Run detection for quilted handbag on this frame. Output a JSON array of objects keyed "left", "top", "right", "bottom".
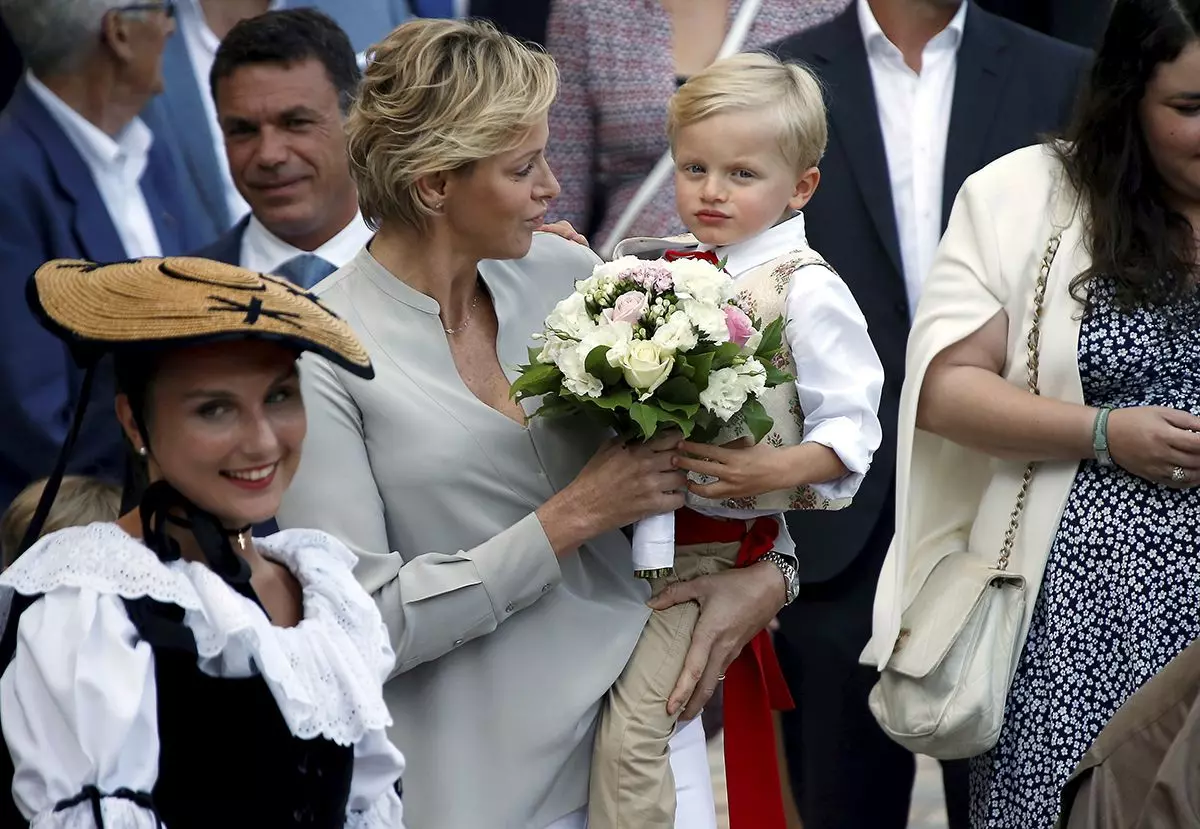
[{"left": 867, "top": 230, "right": 1063, "bottom": 760}]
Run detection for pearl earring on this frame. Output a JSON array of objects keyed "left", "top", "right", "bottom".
[{"left": 137, "top": 446, "right": 148, "bottom": 457}]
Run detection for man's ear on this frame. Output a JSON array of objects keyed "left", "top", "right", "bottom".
[
  {"left": 788, "top": 166, "right": 821, "bottom": 212},
  {"left": 100, "top": 10, "right": 137, "bottom": 68}
]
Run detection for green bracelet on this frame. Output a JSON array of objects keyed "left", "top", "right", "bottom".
[{"left": 1093, "top": 406, "right": 1114, "bottom": 467}]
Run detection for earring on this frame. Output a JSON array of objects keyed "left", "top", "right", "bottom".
[
  {"left": 137, "top": 446, "right": 148, "bottom": 457},
  {"left": 433, "top": 201, "right": 444, "bottom": 211}
]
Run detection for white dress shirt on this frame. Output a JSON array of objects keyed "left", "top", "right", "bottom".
[
  {"left": 240, "top": 210, "right": 375, "bottom": 274},
  {"left": 858, "top": 0, "right": 967, "bottom": 315},
  {"left": 25, "top": 72, "right": 162, "bottom": 259},
  {"left": 176, "top": 0, "right": 284, "bottom": 226},
  {"left": 707, "top": 213, "right": 885, "bottom": 502}
]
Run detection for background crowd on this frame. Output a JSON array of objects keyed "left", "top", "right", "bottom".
[{"left": 3, "top": 1, "right": 1193, "bottom": 828}]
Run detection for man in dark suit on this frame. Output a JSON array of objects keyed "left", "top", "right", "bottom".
[
  {"left": 0, "top": 0, "right": 208, "bottom": 509},
  {"left": 195, "top": 9, "right": 369, "bottom": 289},
  {"left": 771, "top": 3, "right": 1090, "bottom": 827}
]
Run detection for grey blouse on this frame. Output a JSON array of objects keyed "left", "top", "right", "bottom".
[{"left": 278, "top": 236, "right": 651, "bottom": 829}]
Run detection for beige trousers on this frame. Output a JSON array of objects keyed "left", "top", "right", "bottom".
[{"left": 588, "top": 539, "right": 741, "bottom": 829}]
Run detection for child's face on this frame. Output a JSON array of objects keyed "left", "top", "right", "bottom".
[{"left": 673, "top": 111, "right": 819, "bottom": 248}]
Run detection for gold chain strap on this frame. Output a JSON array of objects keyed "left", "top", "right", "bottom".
[{"left": 996, "top": 232, "right": 1063, "bottom": 572}]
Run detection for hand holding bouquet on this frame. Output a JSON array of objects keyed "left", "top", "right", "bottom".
[{"left": 510, "top": 252, "right": 791, "bottom": 577}]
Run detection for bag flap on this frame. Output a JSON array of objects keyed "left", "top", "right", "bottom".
[{"left": 885, "top": 552, "right": 1025, "bottom": 679}]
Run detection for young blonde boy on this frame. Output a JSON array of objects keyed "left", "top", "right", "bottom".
[
  {"left": 1, "top": 476, "right": 122, "bottom": 568},
  {"left": 588, "top": 54, "right": 885, "bottom": 829}
]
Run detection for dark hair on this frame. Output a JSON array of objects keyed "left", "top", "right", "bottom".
[
  {"left": 1052, "top": 0, "right": 1200, "bottom": 311},
  {"left": 210, "top": 8, "right": 362, "bottom": 114}
]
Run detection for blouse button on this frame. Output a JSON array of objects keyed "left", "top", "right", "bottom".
[
  {"left": 454, "top": 638, "right": 464, "bottom": 647},
  {"left": 541, "top": 583, "right": 552, "bottom": 593},
  {"left": 505, "top": 602, "right": 515, "bottom": 613}
]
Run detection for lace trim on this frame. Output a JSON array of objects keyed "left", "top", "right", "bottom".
[
  {"left": 0, "top": 523, "right": 393, "bottom": 747},
  {"left": 182, "top": 529, "right": 393, "bottom": 745},
  {"left": 0, "top": 523, "right": 203, "bottom": 609}
]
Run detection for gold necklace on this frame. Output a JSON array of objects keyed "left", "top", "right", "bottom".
[{"left": 443, "top": 284, "right": 481, "bottom": 335}]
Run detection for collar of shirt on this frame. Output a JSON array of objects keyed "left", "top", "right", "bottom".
[
  {"left": 241, "top": 211, "right": 375, "bottom": 275},
  {"left": 697, "top": 213, "right": 810, "bottom": 279},
  {"left": 857, "top": 0, "right": 968, "bottom": 62},
  {"left": 25, "top": 71, "right": 153, "bottom": 184}
]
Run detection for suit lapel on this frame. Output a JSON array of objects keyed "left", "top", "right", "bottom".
[
  {"left": 942, "top": 6, "right": 1011, "bottom": 228},
  {"left": 11, "top": 82, "right": 125, "bottom": 262},
  {"left": 810, "top": 9, "right": 904, "bottom": 280}
]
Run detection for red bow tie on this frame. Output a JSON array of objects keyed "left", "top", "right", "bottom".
[{"left": 663, "top": 249, "right": 721, "bottom": 267}]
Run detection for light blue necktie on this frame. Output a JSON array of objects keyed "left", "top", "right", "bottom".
[{"left": 275, "top": 254, "right": 336, "bottom": 290}]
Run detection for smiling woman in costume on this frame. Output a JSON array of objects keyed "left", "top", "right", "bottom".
[{"left": 0, "top": 257, "right": 405, "bottom": 828}]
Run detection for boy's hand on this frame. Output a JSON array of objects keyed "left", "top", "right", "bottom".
[{"left": 674, "top": 439, "right": 848, "bottom": 499}]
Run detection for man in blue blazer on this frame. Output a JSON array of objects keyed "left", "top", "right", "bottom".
[
  {"left": 0, "top": 0, "right": 209, "bottom": 510},
  {"left": 143, "top": 0, "right": 411, "bottom": 245},
  {"left": 770, "top": 2, "right": 1091, "bottom": 827}
]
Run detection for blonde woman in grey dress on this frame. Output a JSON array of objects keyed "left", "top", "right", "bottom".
[{"left": 277, "top": 18, "right": 797, "bottom": 829}]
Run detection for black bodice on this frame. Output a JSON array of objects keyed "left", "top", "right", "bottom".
[{"left": 2, "top": 596, "right": 357, "bottom": 828}]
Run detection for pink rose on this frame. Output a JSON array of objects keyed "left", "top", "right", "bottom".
[
  {"left": 604, "top": 290, "right": 650, "bottom": 324},
  {"left": 724, "top": 305, "right": 755, "bottom": 346}
]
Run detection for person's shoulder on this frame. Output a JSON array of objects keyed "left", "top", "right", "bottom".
[
  {"left": 769, "top": 5, "right": 848, "bottom": 59},
  {"left": 982, "top": 7, "right": 1091, "bottom": 67},
  {"left": 519, "top": 232, "right": 603, "bottom": 283},
  {"left": 961, "top": 144, "right": 1063, "bottom": 204},
  {"left": 190, "top": 218, "right": 247, "bottom": 263},
  {"left": 0, "top": 522, "right": 200, "bottom": 607}
]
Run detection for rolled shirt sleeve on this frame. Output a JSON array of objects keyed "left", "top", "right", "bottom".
[{"left": 783, "top": 263, "right": 885, "bottom": 501}]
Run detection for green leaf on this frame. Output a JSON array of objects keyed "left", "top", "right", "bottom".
[
  {"left": 527, "top": 345, "right": 543, "bottom": 364},
  {"left": 657, "top": 399, "right": 700, "bottom": 418},
  {"left": 689, "top": 351, "right": 714, "bottom": 392},
  {"left": 755, "top": 317, "right": 786, "bottom": 359},
  {"left": 509, "top": 363, "right": 563, "bottom": 401},
  {"left": 763, "top": 362, "right": 794, "bottom": 388},
  {"left": 592, "top": 389, "right": 634, "bottom": 411},
  {"left": 531, "top": 393, "right": 578, "bottom": 420},
  {"left": 674, "top": 355, "right": 696, "bottom": 380},
  {"left": 584, "top": 346, "right": 623, "bottom": 386},
  {"left": 740, "top": 398, "right": 775, "bottom": 444},
  {"left": 655, "top": 376, "right": 700, "bottom": 405},
  {"left": 629, "top": 401, "right": 660, "bottom": 440},
  {"left": 711, "top": 341, "right": 743, "bottom": 370}
]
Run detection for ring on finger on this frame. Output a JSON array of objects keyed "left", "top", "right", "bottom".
[
  {"left": 716, "top": 674, "right": 726, "bottom": 682},
  {"left": 1171, "top": 465, "right": 1188, "bottom": 484}
]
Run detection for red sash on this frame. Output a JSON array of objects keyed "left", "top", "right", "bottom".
[{"left": 675, "top": 508, "right": 795, "bottom": 829}]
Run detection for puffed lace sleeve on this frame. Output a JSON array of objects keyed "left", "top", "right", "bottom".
[{"left": 1, "top": 588, "right": 161, "bottom": 828}]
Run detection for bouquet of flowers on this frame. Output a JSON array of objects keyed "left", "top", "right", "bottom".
[{"left": 510, "top": 251, "right": 791, "bottom": 577}]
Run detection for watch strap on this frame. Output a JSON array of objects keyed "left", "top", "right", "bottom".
[
  {"left": 759, "top": 551, "right": 798, "bottom": 606},
  {"left": 1093, "top": 406, "right": 1114, "bottom": 467}
]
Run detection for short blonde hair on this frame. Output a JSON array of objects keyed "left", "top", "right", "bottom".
[
  {"left": 667, "top": 52, "right": 828, "bottom": 171},
  {"left": 347, "top": 18, "right": 559, "bottom": 232},
  {"left": 1, "top": 476, "right": 122, "bottom": 567}
]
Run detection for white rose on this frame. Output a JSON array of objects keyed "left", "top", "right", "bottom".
[
  {"left": 651, "top": 311, "right": 699, "bottom": 353},
  {"left": 537, "top": 335, "right": 571, "bottom": 365},
  {"left": 682, "top": 299, "right": 730, "bottom": 345},
  {"left": 670, "top": 259, "right": 734, "bottom": 306},
  {"left": 579, "top": 319, "right": 634, "bottom": 366},
  {"left": 618, "top": 340, "right": 675, "bottom": 396},
  {"left": 557, "top": 343, "right": 604, "bottom": 398},
  {"left": 545, "top": 292, "right": 595, "bottom": 341},
  {"left": 699, "top": 367, "right": 750, "bottom": 421},
  {"left": 736, "top": 358, "right": 768, "bottom": 398}
]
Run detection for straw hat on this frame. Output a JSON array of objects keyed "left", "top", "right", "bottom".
[{"left": 28, "top": 257, "right": 374, "bottom": 378}]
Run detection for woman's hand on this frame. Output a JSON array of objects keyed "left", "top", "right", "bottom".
[
  {"left": 536, "top": 220, "right": 589, "bottom": 248},
  {"left": 537, "top": 432, "right": 686, "bottom": 555},
  {"left": 674, "top": 438, "right": 848, "bottom": 500},
  {"left": 648, "top": 562, "right": 786, "bottom": 720},
  {"left": 1107, "top": 406, "right": 1200, "bottom": 488}
]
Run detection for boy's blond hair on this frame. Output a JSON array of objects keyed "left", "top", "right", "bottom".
[
  {"left": 1, "top": 476, "right": 122, "bottom": 567},
  {"left": 667, "top": 52, "right": 828, "bottom": 172}
]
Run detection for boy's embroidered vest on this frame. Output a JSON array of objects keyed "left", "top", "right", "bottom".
[{"left": 690, "top": 248, "right": 853, "bottom": 514}]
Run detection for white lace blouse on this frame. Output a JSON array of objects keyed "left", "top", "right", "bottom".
[{"left": 0, "top": 523, "right": 406, "bottom": 828}]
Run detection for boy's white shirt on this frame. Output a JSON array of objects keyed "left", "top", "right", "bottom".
[{"left": 693, "top": 212, "right": 885, "bottom": 516}]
